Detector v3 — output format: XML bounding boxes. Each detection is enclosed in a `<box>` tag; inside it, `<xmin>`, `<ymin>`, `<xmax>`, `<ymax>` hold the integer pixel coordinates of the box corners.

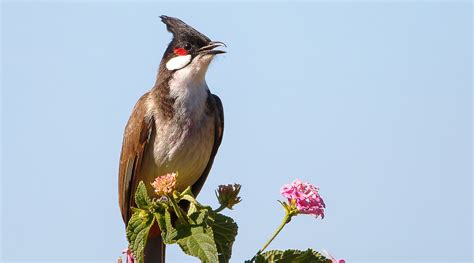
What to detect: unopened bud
<box><xmin>215</xmin><ymin>184</ymin><xmax>242</xmax><ymax>209</ymax></box>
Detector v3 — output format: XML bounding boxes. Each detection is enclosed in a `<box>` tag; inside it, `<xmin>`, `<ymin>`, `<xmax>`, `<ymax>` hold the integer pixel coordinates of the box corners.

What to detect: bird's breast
<box><xmin>139</xmin><ymin>69</ymin><xmax>216</xmax><ymax>192</ymax></box>
<box><xmin>150</xmin><ymin>116</ymin><xmax>215</xmax><ymax>190</ymax></box>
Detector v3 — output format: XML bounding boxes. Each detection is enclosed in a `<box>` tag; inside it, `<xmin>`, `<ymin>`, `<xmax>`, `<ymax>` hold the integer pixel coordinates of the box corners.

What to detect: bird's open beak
<box><xmin>198</xmin><ymin>41</ymin><xmax>227</xmax><ymax>55</ymax></box>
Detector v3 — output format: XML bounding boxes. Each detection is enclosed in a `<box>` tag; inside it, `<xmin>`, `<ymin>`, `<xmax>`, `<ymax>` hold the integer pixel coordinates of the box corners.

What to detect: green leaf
<box><xmin>181</xmin><ymin>209</ymin><xmax>237</xmax><ymax>262</ymax></box>
<box><xmin>135</xmin><ymin>181</ymin><xmax>151</xmax><ymax>209</ymax></box>
<box><xmin>150</xmin><ymin>189</ymin><xmax>239</xmax><ymax>263</ymax></box>
<box><xmin>177</xmin><ymin>187</ymin><xmax>204</xmax><ymax>216</ymax></box>
<box><xmin>177</xmin><ymin>225</ymin><xmax>218</xmax><ymax>263</ymax></box>
<box><xmin>187</xmin><ymin>201</ymin><xmax>200</xmax><ymax>215</ymax></box>
<box><xmin>188</xmin><ymin>207</ymin><xmax>209</xmax><ymax>224</ymax></box>
<box><xmin>254</xmin><ymin>249</ymin><xmax>330</xmax><ymax>263</ymax></box>
<box><xmin>155</xmin><ymin>207</ymin><xmax>179</xmax><ymax>244</ymax></box>
<box><xmin>209</xmin><ymin>213</ymin><xmax>238</xmax><ymax>263</ymax></box>
<box><xmin>168</xmin><ymin>209</ymin><xmax>220</xmax><ymax>262</ymax></box>
<box><xmin>126</xmin><ymin>209</ymin><xmax>155</xmax><ymax>263</ymax></box>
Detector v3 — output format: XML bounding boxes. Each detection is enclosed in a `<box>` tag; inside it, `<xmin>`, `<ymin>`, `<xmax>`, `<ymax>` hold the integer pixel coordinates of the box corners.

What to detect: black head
<box><xmin>159</xmin><ymin>15</ymin><xmax>226</xmax><ymax>71</ymax></box>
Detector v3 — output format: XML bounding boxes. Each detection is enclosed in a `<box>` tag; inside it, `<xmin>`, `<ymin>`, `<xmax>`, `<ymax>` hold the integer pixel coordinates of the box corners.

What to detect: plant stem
<box><xmin>168</xmin><ymin>195</ymin><xmax>188</xmax><ymax>225</ymax></box>
<box><xmin>213</xmin><ymin>204</ymin><xmax>227</xmax><ymax>213</ymax></box>
<box><xmin>255</xmin><ymin>212</ymin><xmax>292</xmax><ymax>258</ymax></box>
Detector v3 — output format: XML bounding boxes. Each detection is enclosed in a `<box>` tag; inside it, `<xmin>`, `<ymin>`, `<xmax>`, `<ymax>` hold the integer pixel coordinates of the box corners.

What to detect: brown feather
<box><xmin>118</xmin><ymin>93</ymin><xmax>155</xmax><ymax>222</ymax></box>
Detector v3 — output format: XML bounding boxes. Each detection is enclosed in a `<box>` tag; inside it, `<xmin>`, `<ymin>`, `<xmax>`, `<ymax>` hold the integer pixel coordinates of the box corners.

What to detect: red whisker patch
<box><xmin>174</xmin><ymin>48</ymin><xmax>188</xmax><ymax>56</ymax></box>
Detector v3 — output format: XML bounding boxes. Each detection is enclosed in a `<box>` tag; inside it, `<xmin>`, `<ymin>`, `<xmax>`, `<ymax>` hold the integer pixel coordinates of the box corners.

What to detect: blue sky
<box><xmin>1</xmin><ymin>1</ymin><xmax>472</xmax><ymax>262</ymax></box>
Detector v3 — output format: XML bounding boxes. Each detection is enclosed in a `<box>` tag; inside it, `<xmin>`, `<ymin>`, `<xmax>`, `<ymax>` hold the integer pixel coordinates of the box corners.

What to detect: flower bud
<box><xmin>215</xmin><ymin>184</ymin><xmax>242</xmax><ymax>209</ymax></box>
<box><xmin>151</xmin><ymin>173</ymin><xmax>177</xmax><ymax>196</ymax></box>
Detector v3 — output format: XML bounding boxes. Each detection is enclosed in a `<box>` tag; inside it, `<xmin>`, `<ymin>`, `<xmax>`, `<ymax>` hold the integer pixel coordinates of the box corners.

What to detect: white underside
<box><xmin>142</xmin><ymin>54</ymin><xmax>216</xmax><ymax>191</ymax></box>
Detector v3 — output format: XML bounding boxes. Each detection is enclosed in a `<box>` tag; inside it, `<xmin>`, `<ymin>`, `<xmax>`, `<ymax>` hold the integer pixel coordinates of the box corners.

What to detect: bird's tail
<box><xmin>144</xmin><ymin>223</ymin><xmax>165</xmax><ymax>263</ymax></box>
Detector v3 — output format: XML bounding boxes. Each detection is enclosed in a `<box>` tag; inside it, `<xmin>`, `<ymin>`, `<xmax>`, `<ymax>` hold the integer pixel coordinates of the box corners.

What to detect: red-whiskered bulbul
<box><xmin>118</xmin><ymin>15</ymin><xmax>225</xmax><ymax>263</ymax></box>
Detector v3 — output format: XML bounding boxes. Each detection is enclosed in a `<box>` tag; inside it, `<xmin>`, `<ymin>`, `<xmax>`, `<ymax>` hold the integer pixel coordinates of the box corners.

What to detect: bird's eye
<box><xmin>183</xmin><ymin>42</ymin><xmax>192</xmax><ymax>51</ymax></box>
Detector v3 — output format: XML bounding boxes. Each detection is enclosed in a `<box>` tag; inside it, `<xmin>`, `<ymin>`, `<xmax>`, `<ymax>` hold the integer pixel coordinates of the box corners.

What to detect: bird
<box><xmin>118</xmin><ymin>15</ymin><xmax>225</xmax><ymax>263</ymax></box>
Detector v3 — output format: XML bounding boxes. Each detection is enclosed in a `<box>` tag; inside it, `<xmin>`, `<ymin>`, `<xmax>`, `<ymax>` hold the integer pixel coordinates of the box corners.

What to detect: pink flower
<box><xmin>151</xmin><ymin>173</ymin><xmax>177</xmax><ymax>196</ymax></box>
<box><xmin>122</xmin><ymin>248</ymin><xmax>135</xmax><ymax>263</ymax></box>
<box><xmin>321</xmin><ymin>249</ymin><xmax>344</xmax><ymax>263</ymax></box>
<box><xmin>280</xmin><ymin>179</ymin><xmax>326</xmax><ymax>218</ymax></box>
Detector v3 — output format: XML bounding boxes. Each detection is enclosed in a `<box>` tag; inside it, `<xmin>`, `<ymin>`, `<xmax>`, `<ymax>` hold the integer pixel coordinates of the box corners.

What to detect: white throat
<box><xmin>168</xmin><ymin>55</ymin><xmax>214</xmax><ymax>120</ymax></box>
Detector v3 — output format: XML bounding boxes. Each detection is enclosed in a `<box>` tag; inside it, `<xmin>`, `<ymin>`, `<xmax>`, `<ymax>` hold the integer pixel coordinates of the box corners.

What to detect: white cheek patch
<box><xmin>166</xmin><ymin>55</ymin><xmax>192</xmax><ymax>70</ymax></box>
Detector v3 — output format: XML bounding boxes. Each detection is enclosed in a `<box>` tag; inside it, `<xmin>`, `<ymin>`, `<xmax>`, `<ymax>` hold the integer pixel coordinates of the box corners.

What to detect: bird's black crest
<box><xmin>160</xmin><ymin>15</ymin><xmax>211</xmax><ymax>45</ymax></box>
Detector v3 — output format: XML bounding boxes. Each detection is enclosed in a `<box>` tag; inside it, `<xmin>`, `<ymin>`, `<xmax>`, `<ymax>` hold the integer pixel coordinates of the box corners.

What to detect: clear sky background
<box><xmin>1</xmin><ymin>1</ymin><xmax>472</xmax><ymax>262</ymax></box>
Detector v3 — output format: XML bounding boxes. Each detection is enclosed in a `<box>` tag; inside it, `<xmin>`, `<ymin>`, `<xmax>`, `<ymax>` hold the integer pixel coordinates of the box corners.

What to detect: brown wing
<box><xmin>118</xmin><ymin>93</ymin><xmax>155</xmax><ymax>223</ymax></box>
<box><xmin>191</xmin><ymin>94</ymin><xmax>224</xmax><ymax>196</ymax></box>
